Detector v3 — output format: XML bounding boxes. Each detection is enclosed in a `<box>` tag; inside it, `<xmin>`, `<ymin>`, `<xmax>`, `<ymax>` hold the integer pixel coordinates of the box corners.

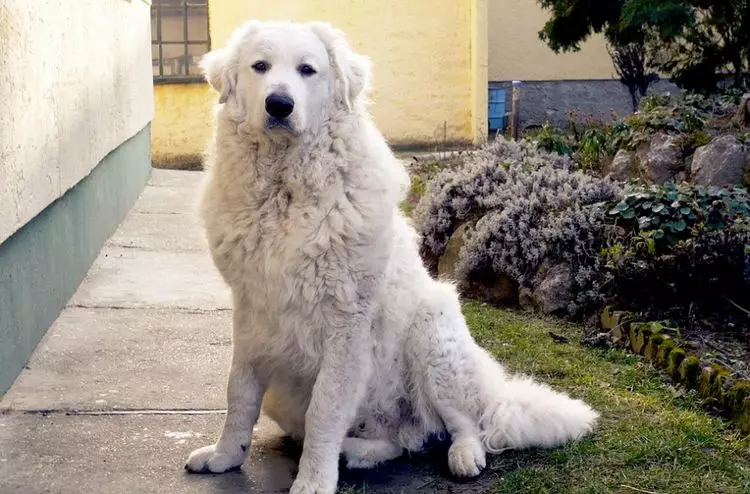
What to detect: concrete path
<box><xmin>0</xmin><ymin>170</ymin><xmax>495</xmax><ymax>493</ymax></box>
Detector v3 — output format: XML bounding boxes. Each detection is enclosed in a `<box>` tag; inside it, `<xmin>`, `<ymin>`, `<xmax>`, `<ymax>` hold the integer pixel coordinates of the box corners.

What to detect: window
<box><xmin>151</xmin><ymin>0</ymin><xmax>210</xmax><ymax>82</ymax></box>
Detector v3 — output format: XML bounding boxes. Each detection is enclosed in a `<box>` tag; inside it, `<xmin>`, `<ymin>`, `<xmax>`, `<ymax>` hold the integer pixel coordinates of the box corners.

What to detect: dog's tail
<box><xmin>473</xmin><ymin>349</ymin><xmax>599</xmax><ymax>453</ymax></box>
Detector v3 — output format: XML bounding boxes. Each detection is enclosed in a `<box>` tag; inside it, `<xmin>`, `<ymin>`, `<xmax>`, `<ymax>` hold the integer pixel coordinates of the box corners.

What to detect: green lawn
<box><xmin>460</xmin><ymin>302</ymin><xmax>750</xmax><ymax>494</ymax></box>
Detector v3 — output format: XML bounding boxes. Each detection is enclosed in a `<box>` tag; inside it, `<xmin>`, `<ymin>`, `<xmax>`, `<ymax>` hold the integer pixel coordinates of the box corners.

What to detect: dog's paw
<box><xmin>447</xmin><ymin>436</ymin><xmax>486</xmax><ymax>478</ymax></box>
<box><xmin>289</xmin><ymin>476</ymin><xmax>336</xmax><ymax>494</ymax></box>
<box><xmin>184</xmin><ymin>444</ymin><xmax>245</xmax><ymax>474</ymax></box>
<box><xmin>341</xmin><ymin>437</ymin><xmax>401</xmax><ymax>470</ymax></box>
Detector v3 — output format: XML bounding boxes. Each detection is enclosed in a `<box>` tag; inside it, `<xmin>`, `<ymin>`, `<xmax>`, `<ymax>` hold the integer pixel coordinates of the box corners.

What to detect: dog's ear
<box><xmin>310</xmin><ymin>22</ymin><xmax>372</xmax><ymax>111</ymax></box>
<box><xmin>200</xmin><ymin>21</ymin><xmax>263</xmax><ymax>121</ymax></box>
<box><xmin>200</xmin><ymin>48</ymin><xmax>232</xmax><ymax>103</ymax></box>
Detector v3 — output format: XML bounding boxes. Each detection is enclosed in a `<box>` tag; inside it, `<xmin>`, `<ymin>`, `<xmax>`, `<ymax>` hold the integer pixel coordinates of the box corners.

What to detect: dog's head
<box><xmin>201</xmin><ymin>21</ymin><xmax>371</xmax><ymax>139</ymax></box>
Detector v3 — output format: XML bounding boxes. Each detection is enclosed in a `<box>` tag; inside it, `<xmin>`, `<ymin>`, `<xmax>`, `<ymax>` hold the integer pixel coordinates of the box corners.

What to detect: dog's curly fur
<box><xmin>185</xmin><ymin>20</ymin><xmax>599</xmax><ymax>494</ymax></box>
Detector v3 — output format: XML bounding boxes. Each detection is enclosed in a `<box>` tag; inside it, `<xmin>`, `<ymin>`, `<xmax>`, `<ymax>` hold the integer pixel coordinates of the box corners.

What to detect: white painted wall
<box><xmin>0</xmin><ymin>0</ymin><xmax>154</xmax><ymax>244</ymax></box>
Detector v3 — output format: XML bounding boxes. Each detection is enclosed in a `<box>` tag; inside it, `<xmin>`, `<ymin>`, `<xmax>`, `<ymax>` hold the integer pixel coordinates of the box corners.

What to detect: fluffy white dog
<box><xmin>185</xmin><ymin>20</ymin><xmax>599</xmax><ymax>494</ymax></box>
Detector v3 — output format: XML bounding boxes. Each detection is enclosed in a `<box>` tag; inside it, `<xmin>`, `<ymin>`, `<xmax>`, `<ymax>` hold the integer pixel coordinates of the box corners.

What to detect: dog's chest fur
<box><xmin>201</xmin><ymin>151</ymin><xmax>377</xmax><ymax>361</ymax></box>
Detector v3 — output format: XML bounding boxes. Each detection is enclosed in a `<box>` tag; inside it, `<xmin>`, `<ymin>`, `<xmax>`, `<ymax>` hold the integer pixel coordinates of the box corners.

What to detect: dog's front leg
<box><xmin>290</xmin><ymin>317</ymin><xmax>372</xmax><ymax>494</ymax></box>
<box><xmin>186</xmin><ymin>319</ymin><xmax>264</xmax><ymax>473</ymax></box>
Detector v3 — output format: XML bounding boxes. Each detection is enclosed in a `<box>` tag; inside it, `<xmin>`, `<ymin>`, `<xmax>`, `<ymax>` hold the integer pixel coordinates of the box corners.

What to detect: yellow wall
<box><xmin>488</xmin><ymin>0</ymin><xmax>616</xmax><ymax>81</ymax></box>
<box><xmin>152</xmin><ymin>83</ymin><xmax>215</xmax><ymax>169</ymax></box>
<box><xmin>205</xmin><ymin>0</ymin><xmax>485</xmax><ymax>147</ymax></box>
<box><xmin>471</xmin><ymin>0</ymin><xmax>489</xmax><ymax>143</ymax></box>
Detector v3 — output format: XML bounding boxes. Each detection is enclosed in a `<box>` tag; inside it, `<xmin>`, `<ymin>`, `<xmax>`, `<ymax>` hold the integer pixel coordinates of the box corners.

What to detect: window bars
<box><xmin>151</xmin><ymin>0</ymin><xmax>210</xmax><ymax>83</ymax></box>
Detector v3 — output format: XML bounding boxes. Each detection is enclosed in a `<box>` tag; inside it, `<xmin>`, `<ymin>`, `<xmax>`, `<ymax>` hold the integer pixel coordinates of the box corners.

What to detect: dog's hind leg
<box><xmin>341</xmin><ymin>437</ymin><xmax>403</xmax><ymax>469</ymax></box>
<box><xmin>436</xmin><ymin>403</ymin><xmax>487</xmax><ymax>478</ymax></box>
<box><xmin>409</xmin><ymin>283</ymin><xmax>488</xmax><ymax>478</ymax></box>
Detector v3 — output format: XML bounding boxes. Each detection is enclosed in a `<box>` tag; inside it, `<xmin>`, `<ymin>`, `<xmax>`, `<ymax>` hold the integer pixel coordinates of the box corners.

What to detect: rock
<box><xmin>605</xmin><ymin>150</ymin><xmax>636</xmax><ymax>180</ymax></box>
<box><xmin>628</xmin><ymin>323</ymin><xmax>652</xmax><ymax>355</ymax></box>
<box><xmin>678</xmin><ymin>355</ymin><xmax>702</xmax><ymax>389</ymax></box>
<box><xmin>645</xmin><ymin>333</ymin><xmax>667</xmax><ymax>363</ymax></box>
<box><xmin>600</xmin><ymin>306</ymin><xmax>633</xmax><ymax>330</ymax></box>
<box><xmin>519</xmin><ymin>288</ymin><xmax>534</xmax><ymax>310</ymax></box>
<box><xmin>531</xmin><ymin>263</ymin><xmax>572</xmax><ymax>314</ymax></box>
<box><xmin>437</xmin><ymin>222</ymin><xmax>520</xmax><ymax>306</ymax></box>
<box><xmin>725</xmin><ymin>381</ymin><xmax>750</xmax><ymax>433</ymax></box>
<box><xmin>636</xmin><ymin>133</ymin><xmax>683</xmax><ymax>184</ymax></box>
<box><xmin>656</xmin><ymin>338</ymin><xmax>676</xmax><ymax>367</ymax></box>
<box><xmin>698</xmin><ymin>364</ymin><xmax>731</xmax><ymax>399</ymax></box>
<box><xmin>737</xmin><ymin>93</ymin><xmax>750</xmax><ymax>128</ymax></box>
<box><xmin>437</xmin><ymin>222</ymin><xmax>471</xmax><ymax>280</ymax></box>
<box><xmin>690</xmin><ymin>135</ymin><xmax>747</xmax><ymax>185</ymax></box>
<box><xmin>463</xmin><ymin>273</ymin><xmax>519</xmax><ymax>306</ymax></box>
<box><xmin>667</xmin><ymin>347</ymin><xmax>686</xmax><ymax>378</ymax></box>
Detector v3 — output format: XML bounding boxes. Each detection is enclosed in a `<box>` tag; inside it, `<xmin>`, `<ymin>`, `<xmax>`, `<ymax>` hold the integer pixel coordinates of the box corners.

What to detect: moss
<box><xmin>656</xmin><ymin>338</ymin><xmax>676</xmax><ymax>367</ymax></box>
<box><xmin>724</xmin><ymin>381</ymin><xmax>750</xmax><ymax>414</ymax></box>
<box><xmin>645</xmin><ymin>333</ymin><xmax>667</xmax><ymax>363</ymax></box>
<box><xmin>679</xmin><ymin>355</ymin><xmax>702</xmax><ymax>389</ymax></box>
<box><xmin>629</xmin><ymin>323</ymin><xmax>652</xmax><ymax>355</ymax></box>
<box><xmin>668</xmin><ymin>347</ymin><xmax>687</xmax><ymax>378</ymax></box>
<box><xmin>698</xmin><ymin>365</ymin><xmax>731</xmax><ymax>399</ymax></box>
<box><xmin>735</xmin><ymin>398</ymin><xmax>750</xmax><ymax>434</ymax></box>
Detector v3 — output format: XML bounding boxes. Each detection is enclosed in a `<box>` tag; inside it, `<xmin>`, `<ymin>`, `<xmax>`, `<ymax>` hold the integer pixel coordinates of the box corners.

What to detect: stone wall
<box><xmin>490</xmin><ymin>79</ymin><xmax>680</xmax><ymax>130</ymax></box>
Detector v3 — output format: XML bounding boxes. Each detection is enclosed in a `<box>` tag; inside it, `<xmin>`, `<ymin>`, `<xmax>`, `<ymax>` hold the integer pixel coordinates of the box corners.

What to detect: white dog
<box><xmin>185</xmin><ymin>20</ymin><xmax>599</xmax><ymax>494</ymax></box>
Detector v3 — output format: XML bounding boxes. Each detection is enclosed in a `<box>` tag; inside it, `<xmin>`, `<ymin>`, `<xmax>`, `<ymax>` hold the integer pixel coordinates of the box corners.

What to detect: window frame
<box><xmin>152</xmin><ymin>0</ymin><xmax>211</xmax><ymax>84</ymax></box>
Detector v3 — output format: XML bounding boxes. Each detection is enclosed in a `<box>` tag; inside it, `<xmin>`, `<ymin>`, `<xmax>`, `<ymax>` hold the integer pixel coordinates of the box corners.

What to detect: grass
<box><xmin>462</xmin><ymin>302</ymin><xmax>750</xmax><ymax>494</ymax></box>
<box><xmin>387</xmin><ymin>161</ymin><xmax>749</xmax><ymax>493</ymax></box>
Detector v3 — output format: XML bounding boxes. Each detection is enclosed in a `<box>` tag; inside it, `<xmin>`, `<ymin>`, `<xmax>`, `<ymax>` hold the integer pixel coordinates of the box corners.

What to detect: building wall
<box><xmin>152</xmin><ymin>84</ymin><xmax>215</xmax><ymax>169</ymax></box>
<box><xmin>152</xmin><ymin>0</ymin><xmax>487</xmax><ymax>163</ymax></box>
<box><xmin>0</xmin><ymin>0</ymin><xmax>154</xmax><ymax>244</ymax></box>
<box><xmin>0</xmin><ymin>0</ymin><xmax>154</xmax><ymax>394</ymax></box>
<box><xmin>488</xmin><ymin>0</ymin><xmax>616</xmax><ymax>82</ymax></box>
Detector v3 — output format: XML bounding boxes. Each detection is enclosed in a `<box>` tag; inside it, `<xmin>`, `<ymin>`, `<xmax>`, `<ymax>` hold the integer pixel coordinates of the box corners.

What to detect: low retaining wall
<box><xmin>599</xmin><ymin>306</ymin><xmax>750</xmax><ymax>433</ymax></box>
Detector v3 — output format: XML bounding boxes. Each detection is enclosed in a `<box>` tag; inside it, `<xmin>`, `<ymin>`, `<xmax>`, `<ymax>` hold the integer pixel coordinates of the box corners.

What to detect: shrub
<box><xmin>416</xmin><ymin>141</ymin><xmax>749</xmax><ymax>322</ymax></box>
<box><xmin>602</xmin><ymin>183</ymin><xmax>750</xmax><ymax>319</ymax></box>
<box><xmin>527</xmin><ymin>122</ymin><xmax>574</xmax><ymax>156</ymax></box>
<box><xmin>606</xmin><ymin>183</ymin><xmax>750</xmax><ymax>247</ymax></box>
<box><xmin>415</xmin><ymin>137</ymin><xmax>621</xmax><ymax>315</ymax></box>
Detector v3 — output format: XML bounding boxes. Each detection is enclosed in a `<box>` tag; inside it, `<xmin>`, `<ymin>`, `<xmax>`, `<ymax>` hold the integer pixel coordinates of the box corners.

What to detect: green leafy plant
<box><xmin>528</xmin><ymin>122</ymin><xmax>574</xmax><ymax>156</ymax></box>
<box><xmin>606</xmin><ymin>183</ymin><xmax>749</xmax><ymax>247</ymax></box>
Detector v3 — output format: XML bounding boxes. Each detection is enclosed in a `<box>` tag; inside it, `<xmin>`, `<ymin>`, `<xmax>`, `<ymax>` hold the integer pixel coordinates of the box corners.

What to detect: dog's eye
<box><xmin>251</xmin><ymin>61</ymin><xmax>269</xmax><ymax>74</ymax></box>
<box><xmin>298</xmin><ymin>64</ymin><xmax>317</xmax><ymax>77</ymax></box>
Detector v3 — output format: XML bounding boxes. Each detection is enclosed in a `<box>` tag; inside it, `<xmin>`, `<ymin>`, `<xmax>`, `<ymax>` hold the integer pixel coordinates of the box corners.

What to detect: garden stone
<box><xmin>605</xmin><ymin>149</ymin><xmax>636</xmax><ymax>181</ymax></box>
<box><xmin>437</xmin><ymin>222</ymin><xmax>519</xmax><ymax>306</ymax></box>
<box><xmin>463</xmin><ymin>273</ymin><xmax>519</xmax><ymax>306</ymax></box>
<box><xmin>690</xmin><ymin>135</ymin><xmax>746</xmax><ymax>185</ymax></box>
<box><xmin>737</xmin><ymin>93</ymin><xmax>750</xmax><ymax>127</ymax></box>
<box><xmin>519</xmin><ymin>287</ymin><xmax>534</xmax><ymax>310</ymax></box>
<box><xmin>531</xmin><ymin>263</ymin><xmax>572</xmax><ymax>314</ymax></box>
<box><xmin>437</xmin><ymin>222</ymin><xmax>471</xmax><ymax>280</ymax></box>
<box><xmin>636</xmin><ymin>133</ymin><xmax>683</xmax><ymax>184</ymax></box>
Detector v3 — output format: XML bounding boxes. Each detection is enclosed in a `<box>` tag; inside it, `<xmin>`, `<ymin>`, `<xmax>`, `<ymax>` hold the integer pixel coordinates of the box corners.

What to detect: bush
<box><xmin>602</xmin><ymin>183</ymin><xmax>750</xmax><ymax>320</ymax></box>
<box><xmin>415</xmin><ymin>137</ymin><xmax>621</xmax><ymax>315</ymax></box>
<box><xmin>606</xmin><ymin>183</ymin><xmax>750</xmax><ymax>247</ymax></box>
<box><xmin>415</xmin><ymin>139</ymin><xmax>749</xmax><ymax>322</ymax></box>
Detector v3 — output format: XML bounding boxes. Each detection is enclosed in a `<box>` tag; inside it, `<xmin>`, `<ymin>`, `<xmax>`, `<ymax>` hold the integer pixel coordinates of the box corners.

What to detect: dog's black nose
<box><xmin>265</xmin><ymin>93</ymin><xmax>294</xmax><ymax>119</ymax></box>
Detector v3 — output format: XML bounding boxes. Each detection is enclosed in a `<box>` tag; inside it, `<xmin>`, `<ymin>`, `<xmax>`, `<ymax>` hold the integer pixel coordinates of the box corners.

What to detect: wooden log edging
<box><xmin>600</xmin><ymin>306</ymin><xmax>750</xmax><ymax>433</ymax></box>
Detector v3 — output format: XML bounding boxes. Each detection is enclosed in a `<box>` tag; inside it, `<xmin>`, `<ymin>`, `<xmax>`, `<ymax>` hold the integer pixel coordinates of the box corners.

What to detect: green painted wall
<box><xmin>0</xmin><ymin>125</ymin><xmax>152</xmax><ymax>395</ymax></box>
